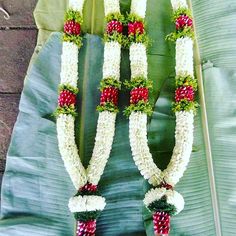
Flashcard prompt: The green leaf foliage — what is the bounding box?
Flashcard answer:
[74,211,102,221]
[124,100,153,117]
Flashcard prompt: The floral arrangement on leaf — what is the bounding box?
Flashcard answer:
[55,0,123,235]
[125,0,197,235]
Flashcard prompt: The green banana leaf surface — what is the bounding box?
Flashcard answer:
[1,0,236,235]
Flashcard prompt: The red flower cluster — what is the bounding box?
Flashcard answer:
[79,183,98,193]
[107,20,123,34]
[128,21,144,35]
[76,220,96,236]
[130,87,149,104]
[58,90,76,107]
[175,86,194,102]
[175,15,193,30]
[153,212,170,235]
[64,20,81,35]
[100,87,119,106]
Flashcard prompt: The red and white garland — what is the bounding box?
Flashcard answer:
[56,0,122,235]
[127,0,197,235]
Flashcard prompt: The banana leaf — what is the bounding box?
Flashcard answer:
[1,0,236,235]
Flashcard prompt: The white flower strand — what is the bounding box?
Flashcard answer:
[171,0,188,11]
[102,42,121,80]
[130,0,147,19]
[57,115,87,189]
[130,43,148,79]
[175,37,194,77]
[87,111,116,184]
[163,111,194,186]
[69,0,85,12]
[104,0,120,16]
[129,112,162,186]
[68,195,106,213]
[60,42,78,87]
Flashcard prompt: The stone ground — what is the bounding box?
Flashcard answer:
[0,0,38,194]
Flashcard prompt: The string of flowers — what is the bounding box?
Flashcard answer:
[126,0,197,235]
[56,0,122,235]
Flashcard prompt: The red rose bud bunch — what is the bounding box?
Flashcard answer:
[153,212,171,236]
[130,87,149,104]
[64,20,81,35]
[128,21,144,35]
[100,87,119,106]
[58,90,76,107]
[175,86,194,102]
[79,183,98,193]
[76,220,96,236]
[107,20,123,34]
[175,15,193,31]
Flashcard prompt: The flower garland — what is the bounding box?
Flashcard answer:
[56,0,122,235]
[126,0,197,235]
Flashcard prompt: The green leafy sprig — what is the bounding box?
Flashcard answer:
[65,9,83,24]
[172,99,199,113]
[172,8,192,22]
[147,197,177,216]
[55,105,77,117]
[106,12,125,23]
[175,75,198,91]
[59,84,79,94]
[74,210,102,221]
[124,100,153,117]
[124,77,153,90]
[99,77,121,91]
[63,34,83,47]
[97,102,119,113]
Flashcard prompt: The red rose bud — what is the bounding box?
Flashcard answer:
[175,86,194,102]
[153,212,170,236]
[76,220,96,236]
[130,87,149,104]
[175,15,193,30]
[128,21,144,35]
[107,20,123,34]
[58,90,76,107]
[79,183,98,193]
[64,20,81,35]
[100,87,119,106]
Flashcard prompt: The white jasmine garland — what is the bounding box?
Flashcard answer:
[104,0,120,16]
[175,37,194,77]
[68,195,106,213]
[130,43,148,79]
[103,42,121,80]
[143,187,166,206]
[130,0,147,18]
[171,0,188,10]
[57,0,122,219]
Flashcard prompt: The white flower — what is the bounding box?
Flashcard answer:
[143,187,166,206]
[87,111,117,184]
[69,0,85,13]
[103,42,121,80]
[57,115,87,189]
[130,43,148,79]
[175,37,194,77]
[104,0,120,16]
[166,190,185,214]
[68,195,106,213]
[130,0,147,18]
[60,42,78,87]
[129,112,162,186]
[171,0,188,10]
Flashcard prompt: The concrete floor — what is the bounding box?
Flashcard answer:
[0,0,38,192]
